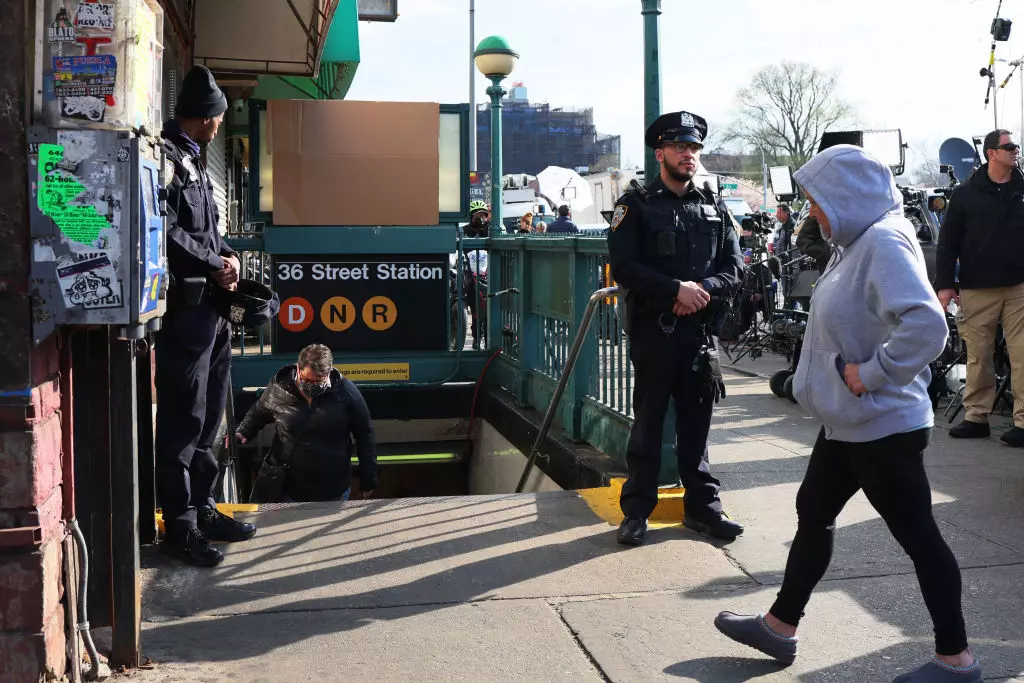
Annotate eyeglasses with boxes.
[995,143,1020,152]
[662,142,703,154]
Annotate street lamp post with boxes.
[474,35,518,351]
[641,0,663,184]
[473,35,519,236]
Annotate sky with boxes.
[348,0,1024,176]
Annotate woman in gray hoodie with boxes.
[714,145,978,682]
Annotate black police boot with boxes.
[684,510,744,540]
[198,506,257,542]
[949,420,990,439]
[1000,425,1024,447]
[161,528,224,568]
[617,518,648,546]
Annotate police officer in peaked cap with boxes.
[607,110,745,545]
[155,65,257,567]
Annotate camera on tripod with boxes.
[771,314,807,341]
[741,210,775,235]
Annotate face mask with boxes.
[297,377,329,398]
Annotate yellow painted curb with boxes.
[154,503,259,534]
[577,477,684,528]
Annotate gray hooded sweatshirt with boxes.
[791,145,947,442]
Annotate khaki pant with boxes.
[958,282,1024,427]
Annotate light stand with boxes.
[983,0,1011,129]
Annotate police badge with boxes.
[680,112,696,128]
[610,204,628,231]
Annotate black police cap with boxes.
[645,110,708,149]
[213,279,281,327]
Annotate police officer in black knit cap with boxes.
[608,111,745,546]
[156,65,256,567]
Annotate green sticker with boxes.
[38,143,110,245]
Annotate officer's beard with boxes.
[662,160,695,186]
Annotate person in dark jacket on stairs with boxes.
[236,344,377,502]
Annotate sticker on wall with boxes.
[48,6,76,43]
[37,143,111,246]
[74,1,115,32]
[52,55,116,99]
[56,254,122,310]
[60,96,107,123]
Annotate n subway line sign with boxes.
[273,254,448,353]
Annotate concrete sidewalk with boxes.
[121,370,1024,683]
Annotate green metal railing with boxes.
[487,234,637,467]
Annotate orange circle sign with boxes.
[320,296,356,332]
[362,296,397,331]
[279,297,313,332]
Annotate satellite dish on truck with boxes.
[939,138,979,185]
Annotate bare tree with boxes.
[728,62,854,167]
[701,123,730,155]
[903,143,947,187]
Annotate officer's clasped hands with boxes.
[673,280,711,317]
[211,254,241,291]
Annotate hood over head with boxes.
[793,144,902,247]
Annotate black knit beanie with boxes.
[176,65,228,119]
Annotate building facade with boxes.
[475,85,621,176]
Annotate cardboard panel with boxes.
[270,100,440,226]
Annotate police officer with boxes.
[156,65,256,567]
[608,111,745,545]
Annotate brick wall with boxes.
[0,0,70,680]
[0,342,68,683]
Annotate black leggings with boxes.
[770,428,968,655]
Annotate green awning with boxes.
[252,0,360,100]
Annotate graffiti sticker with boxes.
[56,254,122,310]
[74,2,115,31]
[48,6,76,43]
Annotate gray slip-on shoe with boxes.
[892,659,982,683]
[713,612,797,665]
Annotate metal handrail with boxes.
[515,286,620,493]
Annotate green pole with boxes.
[641,0,679,485]
[641,0,662,185]
[487,77,506,236]
[486,76,507,350]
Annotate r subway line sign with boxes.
[273,254,449,353]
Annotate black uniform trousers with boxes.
[155,297,232,534]
[620,315,722,520]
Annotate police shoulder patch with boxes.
[610,204,628,231]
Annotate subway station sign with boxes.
[274,254,448,353]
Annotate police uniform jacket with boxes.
[162,120,236,290]
[607,177,743,320]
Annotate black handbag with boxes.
[249,457,287,503]
[249,436,298,503]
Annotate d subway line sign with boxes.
[273,255,448,353]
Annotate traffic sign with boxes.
[722,182,738,190]
[274,254,448,353]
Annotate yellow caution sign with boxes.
[335,362,410,381]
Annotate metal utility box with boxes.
[28,127,168,342]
